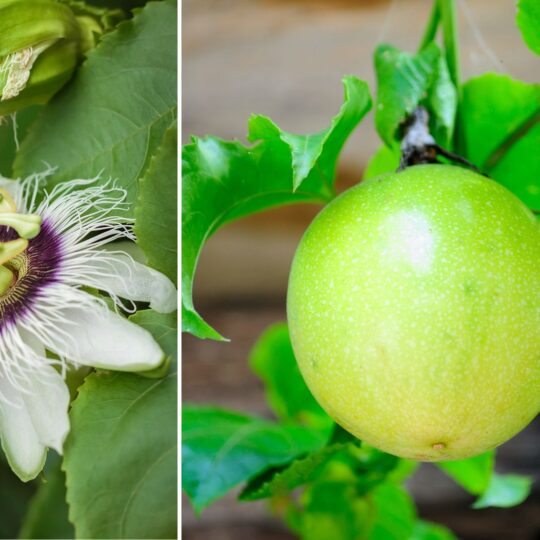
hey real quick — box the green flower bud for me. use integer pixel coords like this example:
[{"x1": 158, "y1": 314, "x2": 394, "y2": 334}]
[
  {"x1": 0, "y1": 0, "x2": 123, "y2": 116},
  {"x1": 65, "y1": 1, "x2": 125, "y2": 54},
  {"x1": 0, "y1": 0, "x2": 83, "y2": 115}
]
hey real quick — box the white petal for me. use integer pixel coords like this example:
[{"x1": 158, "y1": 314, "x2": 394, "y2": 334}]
[
  {"x1": 0, "y1": 376, "x2": 46, "y2": 482},
  {"x1": 22, "y1": 366, "x2": 70, "y2": 455},
  {"x1": 45, "y1": 300, "x2": 166, "y2": 372},
  {"x1": 104, "y1": 241, "x2": 148, "y2": 264},
  {"x1": 69, "y1": 250, "x2": 177, "y2": 313},
  {"x1": 17, "y1": 330, "x2": 70, "y2": 454}
]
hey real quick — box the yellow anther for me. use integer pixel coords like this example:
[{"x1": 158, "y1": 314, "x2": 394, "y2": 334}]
[{"x1": 0, "y1": 238, "x2": 28, "y2": 266}]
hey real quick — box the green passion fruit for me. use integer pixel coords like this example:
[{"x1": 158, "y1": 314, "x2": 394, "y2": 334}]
[{"x1": 287, "y1": 164, "x2": 540, "y2": 461}]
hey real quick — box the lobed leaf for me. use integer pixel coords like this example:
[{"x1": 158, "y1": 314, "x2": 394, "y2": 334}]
[
  {"x1": 249, "y1": 322, "x2": 332, "y2": 433},
  {"x1": 182, "y1": 76, "x2": 371, "y2": 340},
  {"x1": 63, "y1": 310, "x2": 177, "y2": 539},
  {"x1": 13, "y1": 1, "x2": 177, "y2": 213},
  {"x1": 182, "y1": 406, "x2": 326, "y2": 513},
  {"x1": 134, "y1": 120, "x2": 177, "y2": 284},
  {"x1": 239, "y1": 442, "x2": 355, "y2": 501},
  {"x1": 248, "y1": 76, "x2": 371, "y2": 194},
  {"x1": 247, "y1": 434, "x2": 425, "y2": 539}
]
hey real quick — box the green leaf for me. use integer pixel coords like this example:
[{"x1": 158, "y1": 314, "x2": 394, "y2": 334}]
[
  {"x1": 63, "y1": 310, "x2": 177, "y2": 539},
  {"x1": 436, "y1": 451, "x2": 494, "y2": 495},
  {"x1": 460, "y1": 73, "x2": 540, "y2": 210},
  {"x1": 83, "y1": 0, "x2": 148, "y2": 9},
  {"x1": 489, "y1": 121, "x2": 540, "y2": 211},
  {"x1": 374, "y1": 43, "x2": 447, "y2": 147},
  {"x1": 427, "y1": 52, "x2": 457, "y2": 147},
  {"x1": 386, "y1": 458, "x2": 419, "y2": 485},
  {"x1": 13, "y1": 1, "x2": 177, "y2": 213},
  {"x1": 311, "y1": 443, "x2": 403, "y2": 497},
  {"x1": 299, "y1": 481, "x2": 371, "y2": 540},
  {"x1": 182, "y1": 303, "x2": 224, "y2": 341},
  {"x1": 249, "y1": 322, "x2": 332, "y2": 432},
  {"x1": 410, "y1": 520, "x2": 457, "y2": 540},
  {"x1": 517, "y1": 0, "x2": 540, "y2": 55},
  {"x1": 285, "y1": 448, "x2": 414, "y2": 540},
  {"x1": 239, "y1": 442, "x2": 355, "y2": 501},
  {"x1": 134, "y1": 120, "x2": 177, "y2": 284},
  {"x1": 18, "y1": 455, "x2": 74, "y2": 539},
  {"x1": 369, "y1": 483, "x2": 416, "y2": 540},
  {"x1": 249, "y1": 77, "x2": 371, "y2": 193},
  {"x1": 351, "y1": 447, "x2": 402, "y2": 496},
  {"x1": 0, "y1": 106, "x2": 41, "y2": 177},
  {"x1": 182, "y1": 76, "x2": 371, "y2": 340},
  {"x1": 0, "y1": 455, "x2": 36, "y2": 539},
  {"x1": 297, "y1": 477, "x2": 416, "y2": 540},
  {"x1": 472, "y1": 474, "x2": 532, "y2": 509},
  {"x1": 436, "y1": 450, "x2": 532, "y2": 509},
  {"x1": 328, "y1": 423, "x2": 359, "y2": 444},
  {"x1": 129, "y1": 309, "x2": 178, "y2": 358},
  {"x1": 363, "y1": 144, "x2": 400, "y2": 180},
  {"x1": 182, "y1": 406, "x2": 326, "y2": 513}
]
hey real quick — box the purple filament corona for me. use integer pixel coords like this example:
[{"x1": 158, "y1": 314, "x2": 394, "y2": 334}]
[{"x1": 0, "y1": 218, "x2": 63, "y2": 331}]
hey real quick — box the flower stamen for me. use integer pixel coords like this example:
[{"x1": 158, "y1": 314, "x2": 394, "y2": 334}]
[
  {"x1": 0, "y1": 213, "x2": 41, "y2": 239},
  {"x1": 0, "y1": 265, "x2": 14, "y2": 295},
  {"x1": 0, "y1": 189, "x2": 17, "y2": 213},
  {"x1": 0, "y1": 238, "x2": 28, "y2": 266}
]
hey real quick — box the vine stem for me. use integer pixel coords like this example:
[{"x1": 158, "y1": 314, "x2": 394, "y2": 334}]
[
  {"x1": 398, "y1": 106, "x2": 481, "y2": 174},
  {"x1": 418, "y1": 1, "x2": 440, "y2": 52},
  {"x1": 439, "y1": 0, "x2": 460, "y2": 89},
  {"x1": 417, "y1": 0, "x2": 462, "y2": 151},
  {"x1": 439, "y1": 0, "x2": 462, "y2": 152}
]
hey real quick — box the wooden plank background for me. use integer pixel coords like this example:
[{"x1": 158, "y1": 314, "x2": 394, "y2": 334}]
[
  {"x1": 184, "y1": 0, "x2": 540, "y2": 303},
  {"x1": 183, "y1": 1, "x2": 540, "y2": 538}
]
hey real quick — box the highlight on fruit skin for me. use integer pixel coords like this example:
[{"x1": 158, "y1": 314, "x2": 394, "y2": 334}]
[{"x1": 287, "y1": 164, "x2": 540, "y2": 462}]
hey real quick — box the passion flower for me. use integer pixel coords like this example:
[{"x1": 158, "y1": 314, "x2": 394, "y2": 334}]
[{"x1": 0, "y1": 172, "x2": 176, "y2": 480}]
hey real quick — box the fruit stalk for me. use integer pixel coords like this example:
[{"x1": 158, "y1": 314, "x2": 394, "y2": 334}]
[{"x1": 399, "y1": 106, "x2": 481, "y2": 173}]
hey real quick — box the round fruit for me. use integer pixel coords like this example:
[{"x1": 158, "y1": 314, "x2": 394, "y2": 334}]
[{"x1": 287, "y1": 164, "x2": 540, "y2": 461}]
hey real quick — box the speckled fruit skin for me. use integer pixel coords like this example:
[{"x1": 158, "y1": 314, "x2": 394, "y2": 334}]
[{"x1": 287, "y1": 164, "x2": 540, "y2": 461}]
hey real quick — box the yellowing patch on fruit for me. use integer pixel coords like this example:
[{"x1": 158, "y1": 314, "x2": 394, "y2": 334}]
[{"x1": 287, "y1": 164, "x2": 540, "y2": 461}]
